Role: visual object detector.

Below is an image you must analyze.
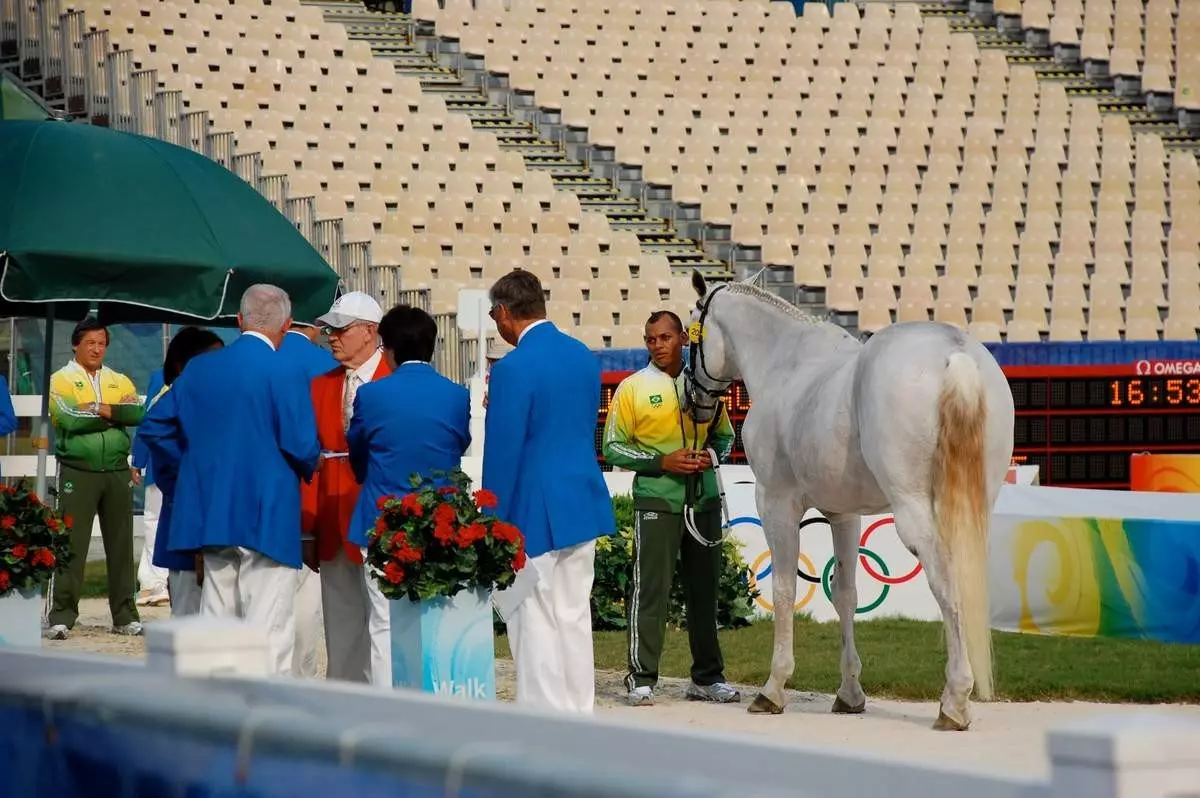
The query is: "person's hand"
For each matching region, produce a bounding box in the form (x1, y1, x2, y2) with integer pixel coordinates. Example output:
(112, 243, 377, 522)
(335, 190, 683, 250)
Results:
(194, 554, 205, 587)
(695, 450, 715, 471)
(302, 538, 320, 573)
(118, 393, 138, 405)
(130, 468, 142, 487)
(96, 403, 113, 420)
(662, 448, 701, 474)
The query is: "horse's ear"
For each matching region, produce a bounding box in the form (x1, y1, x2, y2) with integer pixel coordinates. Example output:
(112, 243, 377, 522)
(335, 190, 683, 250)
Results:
(691, 269, 707, 298)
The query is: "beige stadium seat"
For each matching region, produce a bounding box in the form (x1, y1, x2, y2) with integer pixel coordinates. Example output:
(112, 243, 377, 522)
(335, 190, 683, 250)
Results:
(1004, 320, 1043, 343)
(857, 299, 892, 334)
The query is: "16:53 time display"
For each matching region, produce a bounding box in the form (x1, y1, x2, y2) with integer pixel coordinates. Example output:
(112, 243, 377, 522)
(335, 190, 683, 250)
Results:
(1109, 377, 1200, 407)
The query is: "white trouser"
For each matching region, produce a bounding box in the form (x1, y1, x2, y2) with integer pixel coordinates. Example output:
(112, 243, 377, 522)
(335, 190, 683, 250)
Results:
(137, 484, 169, 594)
(201, 547, 297, 676)
(168, 569, 202, 617)
(294, 565, 323, 678)
(320, 548, 390, 686)
(506, 540, 597, 714)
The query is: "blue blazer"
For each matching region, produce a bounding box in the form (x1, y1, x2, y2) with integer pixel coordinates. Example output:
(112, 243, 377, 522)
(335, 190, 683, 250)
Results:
(138, 334, 320, 568)
(131, 369, 164, 486)
(0, 376, 15, 478)
(345, 362, 471, 548)
(147, 411, 195, 573)
(280, 330, 339, 379)
(482, 323, 615, 559)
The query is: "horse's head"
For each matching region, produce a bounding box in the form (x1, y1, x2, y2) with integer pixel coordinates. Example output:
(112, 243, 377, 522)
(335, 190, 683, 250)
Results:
(682, 270, 736, 424)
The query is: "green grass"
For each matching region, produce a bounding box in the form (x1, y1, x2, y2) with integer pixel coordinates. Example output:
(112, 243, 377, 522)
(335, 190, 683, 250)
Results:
(498, 617, 1200, 704)
(83, 562, 1198, 703)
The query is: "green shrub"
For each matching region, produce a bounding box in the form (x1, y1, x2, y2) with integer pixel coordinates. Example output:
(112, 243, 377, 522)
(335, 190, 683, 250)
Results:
(591, 495, 759, 632)
(495, 495, 760, 635)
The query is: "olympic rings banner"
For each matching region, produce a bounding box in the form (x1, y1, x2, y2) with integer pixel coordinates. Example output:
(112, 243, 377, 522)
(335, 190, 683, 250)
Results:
(720, 473, 941, 622)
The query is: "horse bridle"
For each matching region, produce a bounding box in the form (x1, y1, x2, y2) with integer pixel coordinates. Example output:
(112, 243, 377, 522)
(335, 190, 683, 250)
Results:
(685, 283, 733, 421)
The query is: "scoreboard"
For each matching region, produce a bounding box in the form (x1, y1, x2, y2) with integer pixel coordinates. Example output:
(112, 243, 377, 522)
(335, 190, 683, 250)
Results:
(596, 359, 1200, 489)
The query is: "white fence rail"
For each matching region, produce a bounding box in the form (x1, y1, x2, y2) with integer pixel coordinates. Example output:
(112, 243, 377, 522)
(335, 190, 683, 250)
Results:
(0, 617, 1197, 798)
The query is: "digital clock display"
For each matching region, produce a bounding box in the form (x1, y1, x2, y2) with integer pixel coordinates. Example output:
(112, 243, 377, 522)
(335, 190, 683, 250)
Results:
(1011, 378, 1200, 410)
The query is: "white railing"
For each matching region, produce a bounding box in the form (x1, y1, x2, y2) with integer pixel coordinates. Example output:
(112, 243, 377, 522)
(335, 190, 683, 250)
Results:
(0, 615, 1195, 798)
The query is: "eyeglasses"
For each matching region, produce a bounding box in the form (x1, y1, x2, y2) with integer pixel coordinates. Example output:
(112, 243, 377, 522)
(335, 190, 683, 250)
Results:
(322, 322, 362, 336)
(488, 304, 502, 320)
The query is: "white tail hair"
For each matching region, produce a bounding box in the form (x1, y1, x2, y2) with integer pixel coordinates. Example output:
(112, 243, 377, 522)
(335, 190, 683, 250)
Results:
(932, 351, 994, 701)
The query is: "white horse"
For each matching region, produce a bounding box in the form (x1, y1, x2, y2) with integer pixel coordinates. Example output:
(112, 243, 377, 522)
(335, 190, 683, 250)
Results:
(682, 271, 1015, 731)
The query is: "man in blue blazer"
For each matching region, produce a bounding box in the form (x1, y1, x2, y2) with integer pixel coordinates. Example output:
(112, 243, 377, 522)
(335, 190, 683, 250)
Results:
(138, 284, 320, 676)
(276, 317, 338, 681)
(346, 303, 471, 554)
(482, 269, 615, 714)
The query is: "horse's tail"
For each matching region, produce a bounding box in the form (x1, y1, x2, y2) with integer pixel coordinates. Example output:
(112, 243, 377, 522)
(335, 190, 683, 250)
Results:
(933, 351, 994, 701)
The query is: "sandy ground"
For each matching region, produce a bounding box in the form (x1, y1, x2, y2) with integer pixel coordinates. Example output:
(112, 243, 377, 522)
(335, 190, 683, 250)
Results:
(53, 598, 1200, 780)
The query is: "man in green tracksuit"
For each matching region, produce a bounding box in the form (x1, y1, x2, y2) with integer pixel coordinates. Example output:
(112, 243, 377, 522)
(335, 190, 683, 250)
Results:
(45, 318, 146, 640)
(602, 310, 740, 707)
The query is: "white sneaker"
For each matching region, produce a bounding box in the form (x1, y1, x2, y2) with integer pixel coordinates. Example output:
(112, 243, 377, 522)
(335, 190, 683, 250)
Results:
(112, 621, 144, 636)
(44, 624, 69, 640)
(136, 586, 169, 607)
(627, 685, 655, 706)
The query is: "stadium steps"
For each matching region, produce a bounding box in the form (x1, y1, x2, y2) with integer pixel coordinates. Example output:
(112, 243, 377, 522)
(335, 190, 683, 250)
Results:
(887, 0, 1200, 154)
(303, 0, 736, 283)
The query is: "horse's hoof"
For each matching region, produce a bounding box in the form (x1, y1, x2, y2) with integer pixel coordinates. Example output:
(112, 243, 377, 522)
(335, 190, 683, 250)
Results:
(831, 695, 866, 715)
(932, 710, 970, 731)
(747, 693, 785, 714)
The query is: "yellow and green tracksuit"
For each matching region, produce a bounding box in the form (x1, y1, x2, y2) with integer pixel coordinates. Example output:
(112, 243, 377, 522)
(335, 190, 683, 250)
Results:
(602, 363, 734, 689)
(47, 361, 145, 629)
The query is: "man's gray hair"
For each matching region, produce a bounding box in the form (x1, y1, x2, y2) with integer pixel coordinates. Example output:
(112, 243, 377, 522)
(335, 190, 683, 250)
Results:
(239, 284, 291, 332)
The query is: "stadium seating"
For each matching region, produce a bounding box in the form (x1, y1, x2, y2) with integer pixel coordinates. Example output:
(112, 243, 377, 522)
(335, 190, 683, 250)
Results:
(11, 0, 1200, 355)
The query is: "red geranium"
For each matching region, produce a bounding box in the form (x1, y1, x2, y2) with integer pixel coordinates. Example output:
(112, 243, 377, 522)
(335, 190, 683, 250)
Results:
(0, 481, 71, 597)
(367, 469, 527, 603)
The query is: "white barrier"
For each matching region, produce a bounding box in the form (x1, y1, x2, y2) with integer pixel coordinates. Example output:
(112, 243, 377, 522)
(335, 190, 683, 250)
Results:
(1, 615, 1198, 798)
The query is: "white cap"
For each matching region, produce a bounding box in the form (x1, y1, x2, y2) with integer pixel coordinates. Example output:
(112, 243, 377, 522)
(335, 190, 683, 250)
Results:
(486, 337, 514, 361)
(316, 291, 383, 329)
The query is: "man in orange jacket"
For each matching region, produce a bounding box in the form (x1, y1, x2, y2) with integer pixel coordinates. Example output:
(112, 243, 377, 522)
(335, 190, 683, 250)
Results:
(309, 292, 392, 685)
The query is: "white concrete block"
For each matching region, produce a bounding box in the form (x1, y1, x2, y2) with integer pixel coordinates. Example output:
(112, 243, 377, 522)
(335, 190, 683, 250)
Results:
(145, 616, 270, 679)
(1048, 712, 1200, 798)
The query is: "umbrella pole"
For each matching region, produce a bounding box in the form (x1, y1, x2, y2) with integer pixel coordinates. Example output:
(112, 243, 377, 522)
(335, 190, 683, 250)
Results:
(34, 305, 54, 501)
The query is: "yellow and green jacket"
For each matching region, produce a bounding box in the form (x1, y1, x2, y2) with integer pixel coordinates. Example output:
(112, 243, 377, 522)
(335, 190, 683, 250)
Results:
(602, 363, 735, 514)
(49, 361, 145, 472)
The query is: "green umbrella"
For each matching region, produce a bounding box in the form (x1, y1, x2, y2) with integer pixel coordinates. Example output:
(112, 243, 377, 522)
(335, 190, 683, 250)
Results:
(0, 120, 342, 498)
(0, 120, 340, 325)
(0, 71, 59, 121)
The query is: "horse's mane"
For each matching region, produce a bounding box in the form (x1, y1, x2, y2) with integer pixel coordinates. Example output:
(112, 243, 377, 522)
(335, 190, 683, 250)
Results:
(718, 281, 827, 327)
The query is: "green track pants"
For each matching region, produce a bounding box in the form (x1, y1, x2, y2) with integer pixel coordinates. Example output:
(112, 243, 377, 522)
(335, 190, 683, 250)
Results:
(48, 463, 140, 629)
(625, 508, 725, 689)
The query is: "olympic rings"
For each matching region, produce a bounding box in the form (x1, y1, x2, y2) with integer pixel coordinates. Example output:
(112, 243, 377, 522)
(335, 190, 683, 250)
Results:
(822, 548, 891, 614)
(749, 550, 817, 613)
(858, 517, 923, 585)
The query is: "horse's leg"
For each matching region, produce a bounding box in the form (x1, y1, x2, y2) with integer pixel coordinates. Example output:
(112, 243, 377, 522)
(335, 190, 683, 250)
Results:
(748, 484, 801, 715)
(891, 497, 974, 731)
(826, 513, 867, 714)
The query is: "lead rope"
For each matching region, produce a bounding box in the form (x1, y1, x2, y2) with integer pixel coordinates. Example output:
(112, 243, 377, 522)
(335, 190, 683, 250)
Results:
(683, 446, 732, 548)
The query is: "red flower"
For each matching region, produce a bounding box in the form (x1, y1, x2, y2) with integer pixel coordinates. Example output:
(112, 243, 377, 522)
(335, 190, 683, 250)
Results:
(63, 515, 73, 529)
(376, 495, 390, 510)
(383, 561, 405, 584)
(433, 522, 456, 546)
(395, 542, 423, 564)
(492, 521, 521, 545)
(455, 522, 488, 549)
(513, 550, 527, 571)
(1, 516, 14, 530)
(432, 503, 456, 525)
(399, 494, 424, 517)
(32, 549, 54, 567)
(0, 571, 9, 590)
(11, 544, 27, 559)
(437, 486, 458, 496)
(473, 489, 498, 510)
(374, 516, 389, 533)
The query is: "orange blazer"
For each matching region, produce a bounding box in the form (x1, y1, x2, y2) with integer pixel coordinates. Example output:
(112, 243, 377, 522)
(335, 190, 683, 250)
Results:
(303, 357, 392, 563)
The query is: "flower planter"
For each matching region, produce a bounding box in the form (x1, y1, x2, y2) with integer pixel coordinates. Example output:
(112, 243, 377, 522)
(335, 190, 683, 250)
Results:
(389, 586, 495, 700)
(0, 586, 43, 648)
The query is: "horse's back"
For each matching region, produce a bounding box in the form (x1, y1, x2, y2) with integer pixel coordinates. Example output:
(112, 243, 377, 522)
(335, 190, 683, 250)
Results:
(853, 322, 1014, 496)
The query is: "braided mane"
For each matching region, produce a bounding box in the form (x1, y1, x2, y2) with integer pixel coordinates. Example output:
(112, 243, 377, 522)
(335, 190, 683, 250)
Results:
(717, 281, 827, 327)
